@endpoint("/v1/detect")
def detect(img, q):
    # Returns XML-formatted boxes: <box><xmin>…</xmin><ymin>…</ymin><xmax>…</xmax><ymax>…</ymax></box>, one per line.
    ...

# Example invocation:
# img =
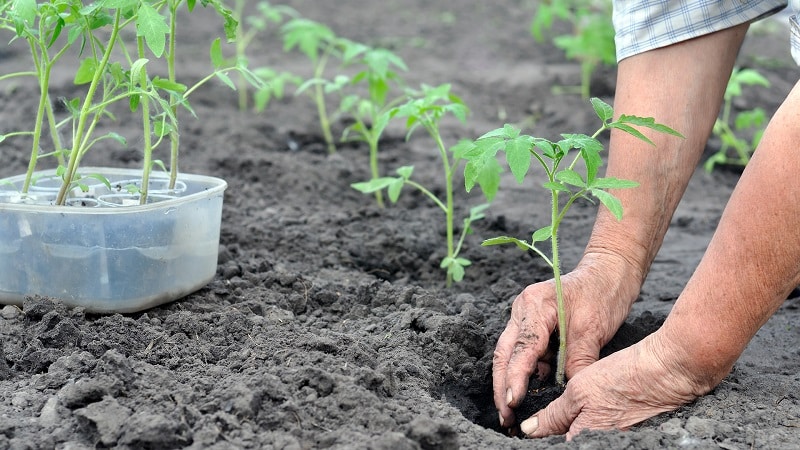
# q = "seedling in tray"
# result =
<box><xmin>462</xmin><ymin>98</ymin><xmax>682</xmax><ymax>386</ymax></box>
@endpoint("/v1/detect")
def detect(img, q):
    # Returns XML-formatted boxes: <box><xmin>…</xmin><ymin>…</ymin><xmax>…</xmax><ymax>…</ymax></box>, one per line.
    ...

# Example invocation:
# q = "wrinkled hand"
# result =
<box><xmin>520</xmin><ymin>331</ymin><xmax>706</xmax><ymax>439</ymax></box>
<box><xmin>493</xmin><ymin>255</ymin><xmax>641</xmax><ymax>428</ymax></box>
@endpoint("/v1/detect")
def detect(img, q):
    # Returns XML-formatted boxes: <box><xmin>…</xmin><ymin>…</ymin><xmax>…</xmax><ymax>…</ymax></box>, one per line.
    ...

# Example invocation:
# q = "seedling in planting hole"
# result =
<box><xmin>340</xmin><ymin>45</ymin><xmax>409</xmax><ymax>208</ymax></box>
<box><xmin>704</xmin><ymin>67</ymin><xmax>770</xmax><ymax>172</ymax></box>
<box><xmin>226</xmin><ymin>0</ymin><xmax>298</xmax><ymax>111</ymax></box>
<box><xmin>531</xmin><ymin>0</ymin><xmax>616</xmax><ymax>99</ymax></box>
<box><xmin>352</xmin><ymin>84</ymin><xmax>496</xmax><ymax>286</ymax></box>
<box><xmin>462</xmin><ymin>98</ymin><xmax>683</xmax><ymax>386</ymax></box>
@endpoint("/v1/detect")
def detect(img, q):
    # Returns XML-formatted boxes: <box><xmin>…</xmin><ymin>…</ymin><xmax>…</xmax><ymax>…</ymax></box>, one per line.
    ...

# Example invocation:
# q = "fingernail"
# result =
<box><xmin>520</xmin><ymin>416</ymin><xmax>538</xmax><ymax>436</ymax></box>
<box><xmin>498</xmin><ymin>412</ymin><xmax>505</xmax><ymax>428</ymax></box>
<box><xmin>506</xmin><ymin>388</ymin><xmax>513</xmax><ymax>406</ymax></box>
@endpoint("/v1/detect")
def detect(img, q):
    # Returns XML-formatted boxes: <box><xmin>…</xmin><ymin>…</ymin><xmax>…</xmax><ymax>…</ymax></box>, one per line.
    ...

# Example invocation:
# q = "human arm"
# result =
<box><xmin>522</xmin><ymin>74</ymin><xmax>800</xmax><ymax>438</ymax></box>
<box><xmin>494</xmin><ymin>23</ymin><xmax>750</xmax><ymax>428</ymax></box>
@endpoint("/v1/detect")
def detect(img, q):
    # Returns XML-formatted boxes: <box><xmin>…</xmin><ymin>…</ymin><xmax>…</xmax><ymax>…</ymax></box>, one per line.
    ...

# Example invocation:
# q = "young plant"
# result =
<box><xmin>531</xmin><ymin>0</ymin><xmax>616</xmax><ymax>99</ymax></box>
<box><xmin>227</xmin><ymin>0</ymin><xmax>298</xmax><ymax>111</ymax></box>
<box><xmin>281</xmin><ymin>17</ymin><xmax>345</xmax><ymax>154</ymax></box>
<box><xmin>340</xmin><ymin>45</ymin><xmax>409</xmax><ymax>208</ymax></box>
<box><xmin>2</xmin><ymin>0</ymin><xmax>259</xmax><ymax>205</ymax></box>
<box><xmin>704</xmin><ymin>67</ymin><xmax>770</xmax><ymax>171</ymax></box>
<box><xmin>462</xmin><ymin>98</ymin><xmax>682</xmax><ymax>386</ymax></box>
<box><xmin>351</xmin><ymin>84</ymin><xmax>495</xmax><ymax>286</ymax></box>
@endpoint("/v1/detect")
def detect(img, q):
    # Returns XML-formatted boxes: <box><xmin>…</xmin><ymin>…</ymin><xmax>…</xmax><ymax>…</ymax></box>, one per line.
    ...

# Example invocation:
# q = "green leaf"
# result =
<box><xmin>482</xmin><ymin>236</ymin><xmax>531</xmax><ymax>251</ymax></box>
<box><xmin>607</xmin><ymin>122</ymin><xmax>654</xmax><ymax>146</ymax></box>
<box><xmin>616</xmin><ymin>115</ymin><xmax>684</xmax><ymax>139</ymax></box>
<box><xmin>281</xmin><ymin>18</ymin><xmax>336</xmax><ymax>62</ymax></box>
<box><xmin>478</xmin><ymin>124</ymin><xmax>519</xmax><ymax>140</ymax></box>
<box><xmin>589</xmin><ymin>177</ymin><xmax>639</xmax><ymax>190</ymax></box>
<box><xmin>387</xmin><ymin>177</ymin><xmax>405</xmax><ymax>202</ymax></box>
<box><xmin>152</xmin><ymin>77</ymin><xmax>187</xmax><ymax>94</ymax></box>
<box><xmin>543</xmin><ymin>181</ymin><xmax>571</xmax><ymax>193</ymax></box>
<box><xmin>215</xmin><ymin>71</ymin><xmax>236</xmax><ymax>90</ymax></box>
<box><xmin>505</xmin><ymin>135</ymin><xmax>532</xmax><ymax>184</ymax></box>
<box><xmin>396</xmin><ymin>165</ymin><xmax>414</xmax><ymax>179</ymax></box>
<box><xmin>74</xmin><ymin>58</ymin><xmax>99</xmax><ymax>85</ymax></box>
<box><xmin>210</xmin><ymin>38</ymin><xmax>226</xmax><ymax>69</ymax></box>
<box><xmin>136</xmin><ymin>2</ymin><xmax>170</xmax><ymax>57</ymax></box>
<box><xmin>531</xmin><ymin>226</ymin><xmax>552</xmax><ymax>243</ymax></box>
<box><xmin>11</xmin><ymin>0</ymin><xmax>36</xmax><ymax>34</ymax></box>
<box><xmin>555</xmin><ymin>169</ymin><xmax>585</xmax><ymax>188</ymax></box>
<box><xmin>468</xmin><ymin>203</ymin><xmax>490</xmax><ymax>223</ymax></box>
<box><xmin>351</xmin><ymin>177</ymin><xmax>396</xmax><ymax>193</ymax></box>
<box><xmin>590</xmin><ymin>188</ymin><xmax>624</xmax><ymax>220</ymax></box>
<box><xmin>130</xmin><ymin>58</ymin><xmax>149</xmax><ymax>82</ymax></box>
<box><xmin>591</xmin><ymin>97</ymin><xmax>614</xmax><ymax>122</ymax></box>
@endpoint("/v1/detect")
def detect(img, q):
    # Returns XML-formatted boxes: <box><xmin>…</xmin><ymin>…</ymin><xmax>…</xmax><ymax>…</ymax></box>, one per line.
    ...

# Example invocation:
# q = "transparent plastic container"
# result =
<box><xmin>0</xmin><ymin>167</ymin><xmax>227</xmax><ymax>313</ymax></box>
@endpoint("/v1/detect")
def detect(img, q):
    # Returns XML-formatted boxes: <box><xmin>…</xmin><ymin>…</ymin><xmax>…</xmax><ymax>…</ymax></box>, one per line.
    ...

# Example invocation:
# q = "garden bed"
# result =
<box><xmin>1</xmin><ymin>1</ymin><xmax>799</xmax><ymax>448</ymax></box>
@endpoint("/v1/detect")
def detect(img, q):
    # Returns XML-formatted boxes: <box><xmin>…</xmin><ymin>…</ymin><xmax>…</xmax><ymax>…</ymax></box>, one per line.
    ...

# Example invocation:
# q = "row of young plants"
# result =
<box><xmin>0</xmin><ymin>1</ymin><xmax>769</xmax><ymax>378</ymax></box>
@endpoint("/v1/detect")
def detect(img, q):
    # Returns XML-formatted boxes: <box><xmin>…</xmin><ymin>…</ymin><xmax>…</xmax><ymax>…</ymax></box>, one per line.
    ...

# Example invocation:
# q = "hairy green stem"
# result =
<box><xmin>137</xmin><ymin>38</ymin><xmax>153</xmax><ymax>205</ymax></box>
<box><xmin>314</xmin><ymin>53</ymin><xmax>336</xmax><ymax>154</ymax></box>
<box><xmin>168</xmin><ymin>1</ymin><xmax>180</xmax><ymax>189</ymax></box>
<box><xmin>57</xmin><ymin>10</ymin><xmax>121</xmax><ymax>205</ymax></box>
<box><xmin>551</xmin><ymin>189</ymin><xmax>567</xmax><ymax>387</ymax></box>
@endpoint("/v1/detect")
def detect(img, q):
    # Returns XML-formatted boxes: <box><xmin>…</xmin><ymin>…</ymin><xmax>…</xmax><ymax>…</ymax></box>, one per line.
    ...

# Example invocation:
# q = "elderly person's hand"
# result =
<box><xmin>519</xmin><ymin>329</ymin><xmax>708</xmax><ymax>440</ymax></box>
<box><xmin>493</xmin><ymin>253</ymin><xmax>641</xmax><ymax>428</ymax></box>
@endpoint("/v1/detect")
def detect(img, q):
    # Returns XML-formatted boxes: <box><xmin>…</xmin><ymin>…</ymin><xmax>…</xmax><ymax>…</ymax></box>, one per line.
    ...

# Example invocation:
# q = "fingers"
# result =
<box><xmin>520</xmin><ymin>388</ymin><xmax>580</xmax><ymax>438</ymax></box>
<box><xmin>493</xmin><ymin>287</ymin><xmax>560</xmax><ymax>427</ymax></box>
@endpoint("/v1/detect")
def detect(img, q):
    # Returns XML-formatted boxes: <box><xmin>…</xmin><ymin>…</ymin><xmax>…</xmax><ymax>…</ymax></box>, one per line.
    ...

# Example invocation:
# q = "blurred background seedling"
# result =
<box><xmin>226</xmin><ymin>0</ymin><xmax>299</xmax><ymax>111</ymax></box>
<box><xmin>531</xmin><ymin>0</ymin><xmax>616</xmax><ymax>99</ymax></box>
<box><xmin>704</xmin><ymin>67</ymin><xmax>770</xmax><ymax>172</ymax></box>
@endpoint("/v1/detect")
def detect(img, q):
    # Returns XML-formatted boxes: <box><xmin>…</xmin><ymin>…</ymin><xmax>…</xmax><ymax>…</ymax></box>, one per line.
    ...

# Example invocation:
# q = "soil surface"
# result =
<box><xmin>2</xmin><ymin>1</ymin><xmax>800</xmax><ymax>449</ymax></box>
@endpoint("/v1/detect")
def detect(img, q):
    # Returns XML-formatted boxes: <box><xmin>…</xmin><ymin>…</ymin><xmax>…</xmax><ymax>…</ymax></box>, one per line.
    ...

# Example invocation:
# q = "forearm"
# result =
<box><xmin>660</xmin><ymin>79</ymin><xmax>800</xmax><ymax>390</ymax></box>
<box><xmin>582</xmin><ymin>24</ymin><xmax>750</xmax><ymax>288</ymax></box>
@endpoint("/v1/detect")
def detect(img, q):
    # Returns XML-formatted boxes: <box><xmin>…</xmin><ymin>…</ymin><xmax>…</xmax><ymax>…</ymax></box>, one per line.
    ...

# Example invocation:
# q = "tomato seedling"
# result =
<box><xmin>226</xmin><ymin>0</ymin><xmax>298</xmax><ymax>111</ymax></box>
<box><xmin>531</xmin><ymin>0</ymin><xmax>616</xmax><ymax>99</ymax></box>
<box><xmin>704</xmin><ymin>67</ymin><xmax>770</xmax><ymax>171</ymax></box>
<box><xmin>352</xmin><ymin>84</ymin><xmax>495</xmax><ymax>286</ymax></box>
<box><xmin>340</xmin><ymin>46</ymin><xmax>409</xmax><ymax>208</ymax></box>
<box><xmin>463</xmin><ymin>98</ymin><xmax>683</xmax><ymax>386</ymax></box>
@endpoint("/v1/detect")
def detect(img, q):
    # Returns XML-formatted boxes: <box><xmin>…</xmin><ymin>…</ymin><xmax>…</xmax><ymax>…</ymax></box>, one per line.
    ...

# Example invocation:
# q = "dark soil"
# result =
<box><xmin>2</xmin><ymin>2</ymin><xmax>800</xmax><ymax>449</ymax></box>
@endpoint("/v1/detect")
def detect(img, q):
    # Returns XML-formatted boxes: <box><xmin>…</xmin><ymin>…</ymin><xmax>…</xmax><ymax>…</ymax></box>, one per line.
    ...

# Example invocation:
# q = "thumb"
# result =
<box><xmin>519</xmin><ymin>389</ymin><xmax>580</xmax><ymax>438</ymax></box>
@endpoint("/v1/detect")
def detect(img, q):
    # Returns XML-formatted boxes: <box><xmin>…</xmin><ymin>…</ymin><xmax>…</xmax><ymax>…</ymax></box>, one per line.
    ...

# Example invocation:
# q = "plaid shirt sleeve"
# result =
<box><xmin>613</xmin><ymin>0</ymin><xmax>790</xmax><ymax>62</ymax></box>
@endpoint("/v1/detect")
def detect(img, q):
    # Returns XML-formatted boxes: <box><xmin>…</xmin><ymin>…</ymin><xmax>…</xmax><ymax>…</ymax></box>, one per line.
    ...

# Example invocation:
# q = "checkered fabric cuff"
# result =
<box><xmin>614</xmin><ymin>0</ymin><xmax>789</xmax><ymax>62</ymax></box>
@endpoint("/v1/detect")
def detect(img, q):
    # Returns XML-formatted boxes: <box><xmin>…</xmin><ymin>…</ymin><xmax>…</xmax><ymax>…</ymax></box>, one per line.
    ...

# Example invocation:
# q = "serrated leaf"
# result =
<box><xmin>136</xmin><ymin>2</ymin><xmax>169</xmax><ymax>57</ymax></box>
<box><xmin>478</xmin><ymin>124</ymin><xmax>519</xmax><ymax>140</ymax></box>
<box><xmin>555</xmin><ymin>169</ymin><xmax>585</xmax><ymax>187</ymax></box>
<box><xmin>589</xmin><ymin>177</ymin><xmax>639</xmax><ymax>190</ymax></box>
<box><xmin>591</xmin><ymin>97</ymin><xmax>614</xmax><ymax>122</ymax></box>
<box><xmin>617</xmin><ymin>115</ymin><xmax>684</xmax><ymax>138</ymax></box>
<box><xmin>591</xmin><ymin>188</ymin><xmax>624</xmax><ymax>220</ymax></box>
<box><xmin>608</xmin><ymin>122</ymin><xmax>654</xmax><ymax>146</ymax></box>
<box><xmin>505</xmin><ymin>135</ymin><xmax>532</xmax><ymax>184</ymax></box>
